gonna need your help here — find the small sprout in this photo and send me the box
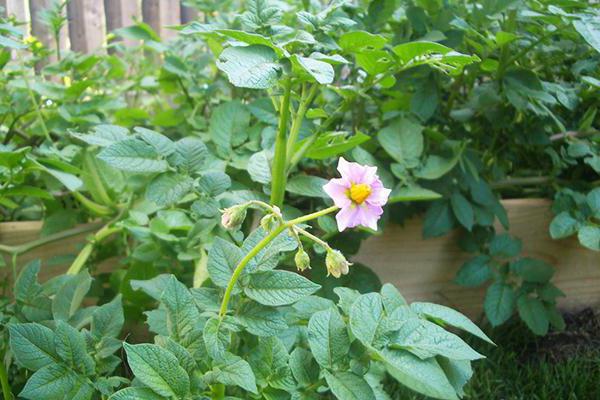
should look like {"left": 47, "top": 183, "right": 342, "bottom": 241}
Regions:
{"left": 325, "top": 249, "right": 351, "bottom": 278}
{"left": 294, "top": 248, "right": 311, "bottom": 271}
{"left": 220, "top": 204, "right": 248, "bottom": 230}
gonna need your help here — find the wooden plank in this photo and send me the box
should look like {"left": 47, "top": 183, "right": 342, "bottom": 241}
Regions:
{"left": 0, "top": 221, "right": 117, "bottom": 283}
{"left": 352, "top": 199, "right": 600, "bottom": 318}
{"left": 180, "top": 1, "right": 197, "bottom": 23}
{"left": 67, "top": 0, "right": 106, "bottom": 53}
{"left": 142, "top": 0, "right": 180, "bottom": 40}
{"left": 3, "top": 0, "right": 27, "bottom": 22}
{"left": 104, "top": 0, "right": 141, "bottom": 47}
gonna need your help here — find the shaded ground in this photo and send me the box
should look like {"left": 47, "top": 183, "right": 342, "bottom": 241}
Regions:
{"left": 390, "top": 308, "right": 600, "bottom": 400}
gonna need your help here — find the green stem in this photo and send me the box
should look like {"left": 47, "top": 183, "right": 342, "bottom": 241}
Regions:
{"left": 286, "top": 84, "right": 318, "bottom": 162}
{"left": 22, "top": 72, "right": 51, "bottom": 142}
{"left": 0, "top": 353, "right": 11, "bottom": 400}
{"left": 0, "top": 223, "right": 103, "bottom": 256}
{"left": 270, "top": 79, "right": 293, "bottom": 208}
{"left": 218, "top": 205, "right": 339, "bottom": 317}
{"left": 72, "top": 192, "right": 114, "bottom": 216}
{"left": 66, "top": 225, "right": 122, "bottom": 275}
{"left": 211, "top": 383, "right": 225, "bottom": 399}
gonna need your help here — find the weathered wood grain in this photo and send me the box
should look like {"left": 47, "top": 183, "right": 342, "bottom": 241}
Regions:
{"left": 142, "top": 0, "right": 180, "bottom": 40}
{"left": 104, "top": 0, "right": 141, "bottom": 47}
{"left": 353, "top": 199, "right": 600, "bottom": 317}
{"left": 67, "top": 0, "right": 105, "bottom": 53}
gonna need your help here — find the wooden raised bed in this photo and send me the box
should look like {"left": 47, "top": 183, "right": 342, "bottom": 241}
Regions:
{"left": 1, "top": 199, "right": 598, "bottom": 317}
{"left": 354, "top": 199, "right": 600, "bottom": 317}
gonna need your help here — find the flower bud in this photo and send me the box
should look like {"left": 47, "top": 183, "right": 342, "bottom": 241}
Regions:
{"left": 294, "top": 248, "right": 311, "bottom": 271}
{"left": 325, "top": 249, "right": 351, "bottom": 278}
{"left": 260, "top": 214, "right": 278, "bottom": 232}
{"left": 220, "top": 204, "right": 247, "bottom": 230}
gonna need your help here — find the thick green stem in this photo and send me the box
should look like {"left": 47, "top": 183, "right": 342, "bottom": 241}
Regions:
{"left": 211, "top": 383, "right": 225, "bottom": 399}
{"left": 286, "top": 84, "right": 318, "bottom": 161}
{"left": 66, "top": 225, "right": 122, "bottom": 275}
{"left": 219, "top": 225, "right": 286, "bottom": 317}
{"left": 0, "top": 353, "right": 11, "bottom": 400}
{"left": 270, "top": 79, "right": 293, "bottom": 208}
{"left": 218, "top": 205, "right": 339, "bottom": 318}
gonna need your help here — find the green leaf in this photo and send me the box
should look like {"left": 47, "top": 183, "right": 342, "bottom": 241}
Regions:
{"left": 208, "top": 238, "right": 243, "bottom": 289}
{"left": 134, "top": 127, "right": 175, "bottom": 157}
{"left": 578, "top": 224, "right": 600, "bottom": 251}
{"left": 415, "top": 154, "right": 460, "bottom": 180}
{"left": 391, "top": 318, "right": 484, "bottom": 360}
{"left": 197, "top": 171, "right": 231, "bottom": 196}
{"left": 39, "top": 165, "right": 83, "bottom": 192}
{"left": 291, "top": 55, "right": 334, "bottom": 84}
{"left": 510, "top": 258, "right": 554, "bottom": 283}
{"left": 52, "top": 271, "right": 92, "bottom": 321}
{"left": 517, "top": 296, "right": 549, "bottom": 335}
{"left": 393, "top": 41, "right": 479, "bottom": 73}
{"left": 209, "top": 100, "right": 250, "bottom": 157}
{"left": 244, "top": 270, "right": 321, "bottom": 306}
{"left": 574, "top": 17, "right": 600, "bottom": 54}
{"left": 423, "top": 201, "right": 454, "bottom": 238}
{"left": 411, "top": 302, "right": 493, "bottom": 344}
{"left": 170, "top": 137, "right": 208, "bottom": 173}
{"left": 19, "top": 364, "right": 90, "bottom": 400}
{"left": 389, "top": 184, "right": 442, "bottom": 203}
{"left": 109, "top": 387, "right": 164, "bottom": 400}
{"left": 9, "top": 323, "right": 58, "bottom": 371}
{"left": 549, "top": 211, "right": 580, "bottom": 239}
{"left": 206, "top": 352, "right": 258, "bottom": 394}
{"left": 302, "top": 131, "right": 371, "bottom": 160}
{"left": 438, "top": 358, "right": 473, "bottom": 398}
{"left": 71, "top": 124, "right": 129, "bottom": 147}
{"left": 216, "top": 45, "right": 281, "bottom": 89}
{"left": 247, "top": 150, "right": 272, "bottom": 184}
{"left": 124, "top": 343, "right": 190, "bottom": 398}
{"left": 92, "top": 295, "right": 124, "bottom": 338}
{"left": 55, "top": 321, "right": 95, "bottom": 375}
{"left": 380, "top": 283, "right": 408, "bottom": 312}
{"left": 146, "top": 173, "right": 194, "bottom": 207}
{"left": 378, "top": 118, "right": 423, "bottom": 166}
{"left": 489, "top": 234, "right": 522, "bottom": 258}
{"left": 238, "top": 301, "right": 288, "bottom": 337}
{"left": 587, "top": 188, "right": 600, "bottom": 217}
{"left": 455, "top": 256, "right": 492, "bottom": 287}
{"left": 308, "top": 308, "right": 350, "bottom": 368}
{"left": 286, "top": 175, "right": 328, "bottom": 198}
{"left": 161, "top": 276, "right": 201, "bottom": 341}
{"left": 339, "top": 31, "right": 387, "bottom": 52}
{"left": 349, "top": 293, "right": 383, "bottom": 346}
{"left": 324, "top": 370, "right": 376, "bottom": 400}
{"left": 98, "top": 139, "right": 168, "bottom": 173}
{"left": 203, "top": 317, "right": 230, "bottom": 361}
{"left": 450, "top": 192, "right": 474, "bottom": 231}
{"left": 289, "top": 348, "right": 318, "bottom": 387}
{"left": 15, "top": 260, "right": 42, "bottom": 303}
{"left": 379, "top": 348, "right": 459, "bottom": 400}
{"left": 484, "top": 283, "right": 516, "bottom": 326}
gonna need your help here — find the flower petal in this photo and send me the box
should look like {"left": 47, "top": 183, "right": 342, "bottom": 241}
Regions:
{"left": 337, "top": 157, "right": 378, "bottom": 184}
{"left": 366, "top": 182, "right": 391, "bottom": 206}
{"left": 357, "top": 204, "right": 383, "bottom": 230}
{"left": 323, "top": 179, "right": 351, "bottom": 208}
{"left": 335, "top": 206, "right": 360, "bottom": 231}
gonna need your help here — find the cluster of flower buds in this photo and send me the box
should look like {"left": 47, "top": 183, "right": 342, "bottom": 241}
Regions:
{"left": 325, "top": 249, "right": 351, "bottom": 278}
{"left": 220, "top": 204, "right": 248, "bottom": 230}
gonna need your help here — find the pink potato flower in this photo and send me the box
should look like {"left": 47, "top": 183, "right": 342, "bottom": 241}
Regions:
{"left": 323, "top": 157, "right": 391, "bottom": 232}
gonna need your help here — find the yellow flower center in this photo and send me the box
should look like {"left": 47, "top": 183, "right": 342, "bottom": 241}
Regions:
{"left": 349, "top": 183, "right": 371, "bottom": 204}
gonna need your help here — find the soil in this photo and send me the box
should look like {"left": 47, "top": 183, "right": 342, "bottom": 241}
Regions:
{"left": 521, "top": 308, "right": 600, "bottom": 363}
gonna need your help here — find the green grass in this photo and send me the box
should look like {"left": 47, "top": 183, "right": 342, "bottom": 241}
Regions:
{"left": 389, "top": 320, "right": 600, "bottom": 400}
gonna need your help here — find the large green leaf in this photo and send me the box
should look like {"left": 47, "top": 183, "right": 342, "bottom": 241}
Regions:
{"left": 349, "top": 293, "right": 384, "bottom": 346}
{"left": 244, "top": 270, "right": 321, "bottom": 306}
{"left": 146, "top": 173, "right": 194, "bottom": 207}
{"left": 324, "top": 370, "right": 376, "bottom": 400}
{"left": 302, "top": 131, "right": 371, "bottom": 160}
{"left": 124, "top": 343, "right": 190, "bottom": 398}
{"left": 216, "top": 45, "right": 281, "bottom": 89}
{"left": 307, "top": 308, "right": 349, "bottom": 368}
{"left": 378, "top": 118, "right": 423, "bottom": 166}
{"left": 98, "top": 139, "right": 168, "bottom": 173}
{"left": 484, "top": 283, "right": 516, "bottom": 326}
{"left": 9, "top": 323, "right": 58, "bottom": 371}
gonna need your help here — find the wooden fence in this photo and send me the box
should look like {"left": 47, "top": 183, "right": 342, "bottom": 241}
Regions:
{"left": 0, "top": 0, "right": 197, "bottom": 54}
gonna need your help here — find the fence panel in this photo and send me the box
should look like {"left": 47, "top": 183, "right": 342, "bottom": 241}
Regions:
{"left": 104, "top": 0, "right": 141, "bottom": 46}
{"left": 67, "top": 0, "right": 105, "bottom": 53}
{"left": 142, "top": 0, "right": 180, "bottom": 40}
